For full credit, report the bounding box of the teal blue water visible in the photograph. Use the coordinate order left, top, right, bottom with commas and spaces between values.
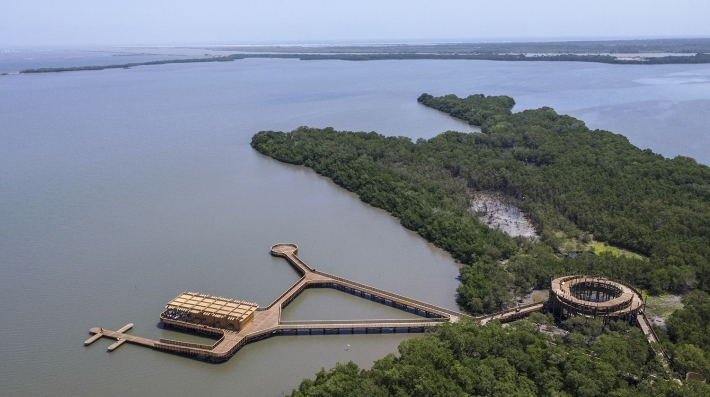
1, 56, 709, 396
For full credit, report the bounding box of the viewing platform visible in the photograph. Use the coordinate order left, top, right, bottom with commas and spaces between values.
85, 248, 662, 363
85, 243, 468, 362
549, 275, 644, 322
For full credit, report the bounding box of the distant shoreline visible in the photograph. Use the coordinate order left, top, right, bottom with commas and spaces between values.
15, 38, 710, 74
17, 55, 242, 74
14, 52, 710, 74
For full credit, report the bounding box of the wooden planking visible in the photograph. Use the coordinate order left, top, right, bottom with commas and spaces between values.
277, 321, 444, 331
107, 339, 127, 351
86, 244, 531, 362
551, 276, 644, 317
270, 244, 466, 320
85, 325, 156, 352
84, 333, 103, 346
480, 303, 545, 325
637, 313, 659, 344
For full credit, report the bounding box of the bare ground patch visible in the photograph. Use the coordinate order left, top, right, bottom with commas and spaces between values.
520, 289, 549, 305
469, 192, 539, 240
644, 294, 683, 332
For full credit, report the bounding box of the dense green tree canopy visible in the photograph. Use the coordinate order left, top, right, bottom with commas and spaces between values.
251, 93, 710, 313
288, 320, 708, 397
664, 291, 710, 378
252, 93, 710, 394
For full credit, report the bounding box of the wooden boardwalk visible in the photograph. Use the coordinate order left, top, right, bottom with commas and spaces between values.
85, 244, 667, 364
479, 302, 545, 325
550, 276, 644, 319
86, 244, 471, 361
85, 323, 157, 352
637, 312, 673, 373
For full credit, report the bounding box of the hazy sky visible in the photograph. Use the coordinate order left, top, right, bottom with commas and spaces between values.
2, 0, 709, 47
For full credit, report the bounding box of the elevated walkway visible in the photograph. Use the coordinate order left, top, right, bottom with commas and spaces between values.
85, 245, 665, 365
479, 302, 545, 325
86, 244, 470, 361
86, 246, 669, 365
550, 275, 644, 324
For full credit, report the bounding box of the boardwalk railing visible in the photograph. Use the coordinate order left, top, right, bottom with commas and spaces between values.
90, 244, 550, 363
159, 315, 227, 338
637, 313, 673, 372
479, 302, 545, 324
488, 301, 545, 316
268, 248, 468, 320
263, 274, 307, 310
279, 323, 440, 331
279, 318, 447, 325
288, 253, 315, 273
312, 269, 468, 319
159, 338, 220, 351
638, 313, 664, 347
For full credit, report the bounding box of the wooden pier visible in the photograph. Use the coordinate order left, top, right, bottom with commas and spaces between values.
86, 244, 469, 361
85, 246, 665, 363
84, 323, 156, 351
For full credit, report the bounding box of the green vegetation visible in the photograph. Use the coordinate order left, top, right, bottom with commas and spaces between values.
587, 242, 644, 260
19, 55, 244, 74
209, 38, 710, 55
19, 53, 710, 76
291, 52, 710, 64
251, 93, 710, 314
664, 290, 710, 378
644, 295, 684, 320
17, 39, 710, 74
288, 319, 709, 397
252, 93, 710, 393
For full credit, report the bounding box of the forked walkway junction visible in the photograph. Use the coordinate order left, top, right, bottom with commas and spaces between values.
85, 244, 657, 362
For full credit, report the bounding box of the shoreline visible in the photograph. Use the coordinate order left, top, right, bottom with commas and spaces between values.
14, 51, 710, 75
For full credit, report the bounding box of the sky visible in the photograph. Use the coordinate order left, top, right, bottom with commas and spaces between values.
2, 0, 710, 47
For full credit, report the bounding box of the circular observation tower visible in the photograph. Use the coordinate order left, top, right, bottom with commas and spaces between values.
549, 275, 644, 323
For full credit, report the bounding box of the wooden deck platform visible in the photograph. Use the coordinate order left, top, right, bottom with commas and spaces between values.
85, 323, 156, 351
86, 244, 668, 364
479, 302, 545, 325
550, 275, 644, 318
86, 244, 474, 361
90, 247, 675, 365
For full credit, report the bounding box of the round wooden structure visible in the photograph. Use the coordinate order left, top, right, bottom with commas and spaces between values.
550, 275, 644, 322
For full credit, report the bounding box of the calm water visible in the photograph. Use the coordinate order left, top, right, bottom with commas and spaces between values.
1, 55, 709, 396
0, 49, 190, 74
